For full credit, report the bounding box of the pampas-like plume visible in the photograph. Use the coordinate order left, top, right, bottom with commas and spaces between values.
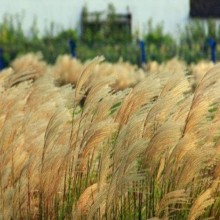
40, 108, 71, 198
2, 54, 220, 219
142, 73, 191, 140
79, 119, 118, 172
183, 64, 220, 135
77, 183, 98, 218
115, 76, 160, 127
74, 56, 104, 105
94, 61, 145, 90
5, 53, 47, 88
85, 146, 112, 219
156, 189, 188, 217
106, 139, 148, 212
175, 147, 214, 189
188, 184, 217, 220
53, 55, 83, 85
143, 122, 182, 177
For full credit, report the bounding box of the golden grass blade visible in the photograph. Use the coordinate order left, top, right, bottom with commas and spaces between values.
75, 56, 104, 103
77, 183, 98, 218
144, 122, 182, 176
116, 77, 160, 127
188, 187, 215, 220
156, 189, 188, 217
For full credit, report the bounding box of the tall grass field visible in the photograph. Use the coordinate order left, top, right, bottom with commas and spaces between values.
1, 54, 220, 219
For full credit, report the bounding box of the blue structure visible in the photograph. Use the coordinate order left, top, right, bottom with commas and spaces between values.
0, 48, 5, 70
139, 40, 146, 66
69, 39, 76, 58
208, 38, 216, 63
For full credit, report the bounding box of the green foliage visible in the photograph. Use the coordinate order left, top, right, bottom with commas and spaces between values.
207, 102, 220, 121
1, 11, 220, 67
178, 19, 220, 63
109, 101, 122, 115
144, 19, 176, 62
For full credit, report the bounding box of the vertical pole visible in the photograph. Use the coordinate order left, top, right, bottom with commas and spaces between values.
0, 48, 5, 70
208, 38, 216, 63
139, 40, 146, 66
69, 39, 76, 58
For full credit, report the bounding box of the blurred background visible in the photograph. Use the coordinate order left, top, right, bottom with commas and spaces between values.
0, 0, 220, 67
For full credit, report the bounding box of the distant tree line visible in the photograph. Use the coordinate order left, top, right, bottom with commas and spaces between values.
1, 5, 220, 67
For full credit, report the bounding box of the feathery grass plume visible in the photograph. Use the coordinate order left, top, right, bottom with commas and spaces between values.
194, 64, 220, 94
0, 68, 13, 90
3, 54, 220, 219
188, 184, 218, 220
70, 93, 119, 216
28, 113, 71, 215
146, 58, 187, 86
72, 97, 119, 217
25, 75, 62, 109
156, 189, 188, 218
87, 188, 108, 220
142, 74, 191, 139
161, 58, 186, 76
58, 83, 76, 109
146, 58, 186, 76
68, 61, 117, 194
5, 53, 47, 89
92, 90, 124, 122
0, 96, 27, 218
159, 73, 190, 97
5, 136, 30, 219
114, 109, 148, 161
13, 76, 72, 217
94, 61, 145, 90
68, 90, 118, 181
97, 146, 111, 189
79, 75, 116, 124
74, 56, 105, 106
113, 108, 149, 168
87, 141, 147, 219
85, 145, 112, 219
53, 55, 83, 85
143, 122, 182, 177
207, 137, 220, 181
182, 92, 218, 136
5, 69, 40, 88
183, 65, 220, 136
11, 53, 46, 76
115, 76, 160, 127
175, 147, 214, 189
164, 133, 197, 181
39, 108, 71, 199
171, 95, 193, 124
105, 139, 148, 214
0, 88, 27, 132
82, 75, 115, 108
190, 60, 214, 85
79, 119, 118, 172
76, 183, 98, 218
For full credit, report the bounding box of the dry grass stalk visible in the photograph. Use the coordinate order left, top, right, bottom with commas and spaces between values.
188, 186, 216, 220
156, 189, 188, 217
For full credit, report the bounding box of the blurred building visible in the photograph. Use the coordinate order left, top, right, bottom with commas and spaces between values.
190, 0, 220, 18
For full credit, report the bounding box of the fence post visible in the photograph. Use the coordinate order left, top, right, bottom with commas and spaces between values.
139, 40, 146, 66
69, 39, 76, 58
208, 38, 216, 63
0, 48, 5, 71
